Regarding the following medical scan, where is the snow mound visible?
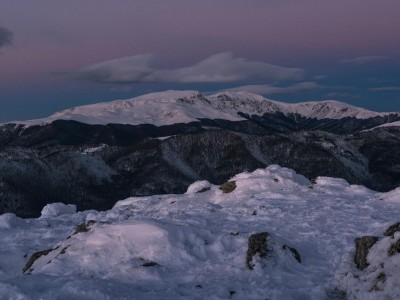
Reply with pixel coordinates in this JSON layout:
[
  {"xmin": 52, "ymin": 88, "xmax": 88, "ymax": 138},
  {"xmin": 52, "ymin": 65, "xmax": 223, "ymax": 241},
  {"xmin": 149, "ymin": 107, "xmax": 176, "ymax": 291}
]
[
  {"xmin": 232, "ymin": 164, "xmax": 310, "ymax": 186},
  {"xmin": 186, "ymin": 180, "xmax": 212, "ymax": 194},
  {"xmin": 381, "ymin": 187, "xmax": 400, "ymax": 202},
  {"xmin": 41, "ymin": 203, "xmax": 77, "ymax": 218},
  {"xmin": 26, "ymin": 219, "xmax": 244, "ymax": 281},
  {"xmin": 314, "ymin": 176, "xmax": 350, "ymax": 187},
  {"xmin": 0, "ymin": 213, "xmax": 26, "ymax": 229},
  {"xmin": 212, "ymin": 165, "xmax": 310, "ymax": 204},
  {"xmin": 1, "ymin": 165, "xmax": 400, "ymax": 299}
]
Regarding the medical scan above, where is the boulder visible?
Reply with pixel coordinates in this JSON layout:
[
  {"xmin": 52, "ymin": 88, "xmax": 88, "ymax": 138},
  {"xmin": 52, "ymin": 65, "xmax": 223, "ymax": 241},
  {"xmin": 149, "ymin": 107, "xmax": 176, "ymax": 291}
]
[
  {"xmin": 219, "ymin": 181, "xmax": 236, "ymax": 193},
  {"xmin": 354, "ymin": 236, "xmax": 379, "ymax": 270},
  {"xmin": 246, "ymin": 232, "xmax": 301, "ymax": 270}
]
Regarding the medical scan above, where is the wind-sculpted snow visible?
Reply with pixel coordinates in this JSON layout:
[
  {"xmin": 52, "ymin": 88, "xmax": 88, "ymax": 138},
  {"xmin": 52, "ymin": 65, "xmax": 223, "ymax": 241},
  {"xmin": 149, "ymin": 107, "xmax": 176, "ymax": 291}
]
[{"xmin": 1, "ymin": 165, "xmax": 400, "ymax": 299}]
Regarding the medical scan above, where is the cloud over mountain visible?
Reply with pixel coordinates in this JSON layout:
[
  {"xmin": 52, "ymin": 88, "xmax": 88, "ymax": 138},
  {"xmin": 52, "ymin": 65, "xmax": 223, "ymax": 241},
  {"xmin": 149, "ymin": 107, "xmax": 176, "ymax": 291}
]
[
  {"xmin": 77, "ymin": 53, "xmax": 304, "ymax": 84},
  {"xmin": 226, "ymin": 82, "xmax": 321, "ymax": 95},
  {"xmin": 369, "ymin": 86, "xmax": 400, "ymax": 92},
  {"xmin": 338, "ymin": 56, "xmax": 390, "ymax": 65}
]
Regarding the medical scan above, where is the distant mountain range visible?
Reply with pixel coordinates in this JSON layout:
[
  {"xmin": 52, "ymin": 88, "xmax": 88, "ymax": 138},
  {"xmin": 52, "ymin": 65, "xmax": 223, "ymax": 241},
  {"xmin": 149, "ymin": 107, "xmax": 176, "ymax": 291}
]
[
  {"xmin": 1, "ymin": 91, "xmax": 399, "ymax": 217},
  {"xmin": 11, "ymin": 90, "xmax": 400, "ymax": 131}
]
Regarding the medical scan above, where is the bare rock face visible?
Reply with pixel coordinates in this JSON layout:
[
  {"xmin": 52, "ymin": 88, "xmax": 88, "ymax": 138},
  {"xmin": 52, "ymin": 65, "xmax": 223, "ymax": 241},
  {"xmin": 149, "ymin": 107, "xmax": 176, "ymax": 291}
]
[
  {"xmin": 73, "ymin": 220, "xmax": 96, "ymax": 235},
  {"xmin": 246, "ymin": 233, "xmax": 269, "ymax": 269},
  {"xmin": 246, "ymin": 232, "xmax": 301, "ymax": 270},
  {"xmin": 384, "ymin": 222, "xmax": 400, "ymax": 236},
  {"xmin": 219, "ymin": 181, "xmax": 237, "ymax": 194},
  {"xmin": 23, "ymin": 248, "xmax": 55, "ymax": 274},
  {"xmin": 354, "ymin": 236, "xmax": 379, "ymax": 270}
]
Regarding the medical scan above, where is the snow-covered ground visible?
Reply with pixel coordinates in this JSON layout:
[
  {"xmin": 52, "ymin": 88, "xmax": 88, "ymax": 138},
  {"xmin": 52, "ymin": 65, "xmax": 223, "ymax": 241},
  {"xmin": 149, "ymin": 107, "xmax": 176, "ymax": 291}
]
[
  {"xmin": 8, "ymin": 90, "xmax": 397, "ymax": 127},
  {"xmin": 372, "ymin": 120, "xmax": 400, "ymax": 129},
  {"xmin": 0, "ymin": 165, "xmax": 399, "ymax": 299}
]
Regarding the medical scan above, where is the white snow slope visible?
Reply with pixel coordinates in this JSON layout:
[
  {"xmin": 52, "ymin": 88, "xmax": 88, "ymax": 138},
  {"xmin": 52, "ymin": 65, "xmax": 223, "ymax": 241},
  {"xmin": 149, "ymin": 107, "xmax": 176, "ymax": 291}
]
[
  {"xmin": 1, "ymin": 165, "xmax": 400, "ymax": 299},
  {"xmin": 11, "ymin": 90, "xmax": 398, "ymax": 127},
  {"xmin": 372, "ymin": 120, "xmax": 400, "ymax": 129}
]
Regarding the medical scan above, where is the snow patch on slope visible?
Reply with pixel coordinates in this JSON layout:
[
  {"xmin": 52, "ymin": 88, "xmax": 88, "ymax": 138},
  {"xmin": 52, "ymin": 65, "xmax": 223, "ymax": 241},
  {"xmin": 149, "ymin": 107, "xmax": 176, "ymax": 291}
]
[{"xmin": 372, "ymin": 120, "xmax": 400, "ymax": 129}]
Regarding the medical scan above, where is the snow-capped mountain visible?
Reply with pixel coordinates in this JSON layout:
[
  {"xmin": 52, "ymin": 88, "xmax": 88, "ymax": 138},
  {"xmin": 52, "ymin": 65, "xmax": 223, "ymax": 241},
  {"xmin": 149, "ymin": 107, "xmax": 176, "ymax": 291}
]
[
  {"xmin": 1, "ymin": 90, "xmax": 400, "ymax": 218},
  {"xmin": 13, "ymin": 90, "xmax": 399, "ymax": 127}
]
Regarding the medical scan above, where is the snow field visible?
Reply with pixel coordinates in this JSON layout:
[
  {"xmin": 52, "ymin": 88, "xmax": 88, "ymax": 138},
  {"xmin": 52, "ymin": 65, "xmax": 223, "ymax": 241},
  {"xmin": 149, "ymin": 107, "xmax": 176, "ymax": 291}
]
[{"xmin": 0, "ymin": 165, "xmax": 399, "ymax": 299}]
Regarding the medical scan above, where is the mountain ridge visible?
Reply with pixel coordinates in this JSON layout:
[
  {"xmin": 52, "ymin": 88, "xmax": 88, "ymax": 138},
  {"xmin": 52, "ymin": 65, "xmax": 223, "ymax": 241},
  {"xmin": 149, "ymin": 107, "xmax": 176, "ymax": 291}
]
[
  {"xmin": 1, "ymin": 90, "xmax": 400, "ymax": 218},
  {"xmin": 8, "ymin": 90, "xmax": 400, "ymax": 127}
]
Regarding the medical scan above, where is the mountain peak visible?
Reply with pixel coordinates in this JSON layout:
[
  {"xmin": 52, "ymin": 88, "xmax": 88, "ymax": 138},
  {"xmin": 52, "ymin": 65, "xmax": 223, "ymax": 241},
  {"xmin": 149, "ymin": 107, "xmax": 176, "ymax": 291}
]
[{"xmin": 8, "ymin": 90, "xmax": 399, "ymax": 127}]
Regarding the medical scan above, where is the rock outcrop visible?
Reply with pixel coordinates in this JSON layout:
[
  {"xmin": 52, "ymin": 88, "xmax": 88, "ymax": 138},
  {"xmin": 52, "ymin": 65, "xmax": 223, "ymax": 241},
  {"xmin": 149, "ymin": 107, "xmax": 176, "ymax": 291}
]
[
  {"xmin": 336, "ymin": 223, "xmax": 400, "ymax": 297},
  {"xmin": 354, "ymin": 236, "xmax": 379, "ymax": 270},
  {"xmin": 384, "ymin": 221, "xmax": 400, "ymax": 236},
  {"xmin": 246, "ymin": 232, "xmax": 301, "ymax": 270}
]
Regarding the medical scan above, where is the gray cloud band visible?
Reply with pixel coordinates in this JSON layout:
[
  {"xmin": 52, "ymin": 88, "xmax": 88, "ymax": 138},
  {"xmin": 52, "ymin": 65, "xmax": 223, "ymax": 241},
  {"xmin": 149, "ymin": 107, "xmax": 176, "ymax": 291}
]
[
  {"xmin": 0, "ymin": 27, "xmax": 13, "ymax": 48},
  {"xmin": 226, "ymin": 82, "xmax": 322, "ymax": 95},
  {"xmin": 338, "ymin": 56, "xmax": 390, "ymax": 65},
  {"xmin": 77, "ymin": 53, "xmax": 304, "ymax": 84}
]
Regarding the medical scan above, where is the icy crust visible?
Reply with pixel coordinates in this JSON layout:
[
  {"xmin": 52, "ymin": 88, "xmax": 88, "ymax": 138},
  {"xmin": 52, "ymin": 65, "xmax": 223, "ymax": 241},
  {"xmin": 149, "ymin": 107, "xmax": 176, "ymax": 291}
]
[
  {"xmin": 9, "ymin": 90, "xmax": 397, "ymax": 127},
  {"xmin": 1, "ymin": 165, "xmax": 400, "ymax": 299}
]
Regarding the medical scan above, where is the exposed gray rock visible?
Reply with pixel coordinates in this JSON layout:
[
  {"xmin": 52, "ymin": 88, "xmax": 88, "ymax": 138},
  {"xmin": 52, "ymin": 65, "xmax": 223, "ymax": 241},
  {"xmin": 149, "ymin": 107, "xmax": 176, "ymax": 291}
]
[
  {"xmin": 23, "ymin": 247, "xmax": 56, "ymax": 273},
  {"xmin": 354, "ymin": 236, "xmax": 379, "ymax": 270},
  {"xmin": 246, "ymin": 232, "xmax": 301, "ymax": 270},
  {"xmin": 282, "ymin": 245, "xmax": 301, "ymax": 263},
  {"xmin": 336, "ymin": 232, "xmax": 400, "ymax": 297},
  {"xmin": 73, "ymin": 220, "xmax": 96, "ymax": 235},
  {"xmin": 246, "ymin": 232, "xmax": 269, "ymax": 270},
  {"xmin": 196, "ymin": 187, "xmax": 211, "ymax": 193},
  {"xmin": 141, "ymin": 261, "xmax": 159, "ymax": 267},
  {"xmin": 384, "ymin": 222, "xmax": 400, "ymax": 236},
  {"xmin": 369, "ymin": 272, "xmax": 387, "ymax": 292},
  {"xmin": 220, "ymin": 181, "xmax": 236, "ymax": 194}
]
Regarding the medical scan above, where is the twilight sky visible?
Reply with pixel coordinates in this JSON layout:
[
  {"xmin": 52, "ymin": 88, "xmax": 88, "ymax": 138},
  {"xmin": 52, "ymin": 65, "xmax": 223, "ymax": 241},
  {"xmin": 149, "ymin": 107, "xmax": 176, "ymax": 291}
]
[{"xmin": 1, "ymin": 0, "xmax": 400, "ymax": 122}]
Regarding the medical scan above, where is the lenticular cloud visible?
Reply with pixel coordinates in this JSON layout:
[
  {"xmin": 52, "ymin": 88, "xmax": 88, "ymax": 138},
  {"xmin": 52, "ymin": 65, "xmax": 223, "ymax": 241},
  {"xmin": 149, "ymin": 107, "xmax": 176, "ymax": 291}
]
[{"xmin": 77, "ymin": 52, "xmax": 304, "ymax": 84}]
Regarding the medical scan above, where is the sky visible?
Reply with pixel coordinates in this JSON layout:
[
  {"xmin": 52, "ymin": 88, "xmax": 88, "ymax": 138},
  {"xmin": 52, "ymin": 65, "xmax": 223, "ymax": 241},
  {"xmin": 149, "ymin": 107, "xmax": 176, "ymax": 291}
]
[{"xmin": 1, "ymin": 0, "xmax": 400, "ymax": 122}]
